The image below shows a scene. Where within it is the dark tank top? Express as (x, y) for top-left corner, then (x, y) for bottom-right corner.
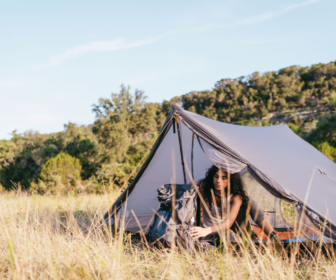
(198, 180), (263, 236)
(230, 201), (249, 234)
(230, 198), (264, 238)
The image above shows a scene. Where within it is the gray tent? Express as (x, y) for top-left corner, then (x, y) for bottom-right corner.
(104, 104), (336, 243)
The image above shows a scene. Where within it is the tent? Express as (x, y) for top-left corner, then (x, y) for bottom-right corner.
(104, 104), (336, 243)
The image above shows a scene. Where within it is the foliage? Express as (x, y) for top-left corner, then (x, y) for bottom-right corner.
(163, 61), (336, 125)
(1, 62), (336, 192)
(29, 152), (83, 195)
(92, 85), (165, 164)
(281, 200), (297, 225)
(91, 85), (165, 187)
(96, 162), (140, 189)
(61, 122), (102, 179)
(40, 152), (82, 185)
(0, 130), (59, 189)
(315, 141), (336, 162)
(306, 112), (336, 146)
(0, 123), (102, 190)
(300, 111), (336, 162)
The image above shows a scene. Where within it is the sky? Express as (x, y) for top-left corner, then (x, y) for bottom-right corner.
(0, 0), (335, 140)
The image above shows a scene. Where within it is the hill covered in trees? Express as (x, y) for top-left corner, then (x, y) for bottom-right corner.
(1, 61), (335, 194)
(163, 62), (336, 124)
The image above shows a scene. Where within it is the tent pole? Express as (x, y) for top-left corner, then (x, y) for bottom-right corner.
(176, 121), (187, 184)
(191, 132), (194, 179)
(192, 132), (201, 227)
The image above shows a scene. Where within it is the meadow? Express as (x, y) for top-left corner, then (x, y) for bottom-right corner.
(1, 191), (336, 280)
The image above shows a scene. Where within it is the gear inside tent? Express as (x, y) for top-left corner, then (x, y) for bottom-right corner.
(104, 104), (336, 244)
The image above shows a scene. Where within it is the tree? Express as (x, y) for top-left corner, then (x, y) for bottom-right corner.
(176, 61), (336, 125)
(305, 112), (336, 162)
(92, 85), (165, 164)
(92, 85), (166, 186)
(40, 152), (82, 186)
(2, 60), (336, 192)
(62, 122), (102, 179)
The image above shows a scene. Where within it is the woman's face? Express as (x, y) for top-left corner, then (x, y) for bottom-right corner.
(213, 169), (228, 192)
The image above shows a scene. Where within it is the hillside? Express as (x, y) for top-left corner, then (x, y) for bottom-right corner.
(163, 61), (336, 125)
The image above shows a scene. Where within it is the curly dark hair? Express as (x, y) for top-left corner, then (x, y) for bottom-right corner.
(202, 165), (249, 210)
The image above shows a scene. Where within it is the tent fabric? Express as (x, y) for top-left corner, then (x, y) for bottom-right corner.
(103, 113), (175, 224)
(105, 104), (336, 241)
(197, 137), (247, 174)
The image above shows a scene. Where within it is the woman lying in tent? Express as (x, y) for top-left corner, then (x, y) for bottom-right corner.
(189, 165), (281, 243)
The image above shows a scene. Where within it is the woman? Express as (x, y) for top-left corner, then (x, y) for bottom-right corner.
(189, 165), (280, 242)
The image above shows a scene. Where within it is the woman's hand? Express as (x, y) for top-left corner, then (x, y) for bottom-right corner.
(189, 226), (212, 239)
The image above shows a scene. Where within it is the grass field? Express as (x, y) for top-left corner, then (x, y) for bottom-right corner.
(1, 192), (335, 279)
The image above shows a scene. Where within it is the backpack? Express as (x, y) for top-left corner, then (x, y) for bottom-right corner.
(146, 184), (198, 251)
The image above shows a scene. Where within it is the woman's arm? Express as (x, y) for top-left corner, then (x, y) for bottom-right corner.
(189, 195), (243, 239)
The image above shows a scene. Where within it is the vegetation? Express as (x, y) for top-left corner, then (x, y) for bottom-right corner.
(0, 123), (102, 191)
(1, 62), (336, 279)
(1, 193), (336, 279)
(30, 152), (82, 195)
(0, 86), (165, 192)
(40, 152), (82, 184)
(163, 62), (336, 125)
(0, 62), (336, 192)
(305, 112), (336, 162)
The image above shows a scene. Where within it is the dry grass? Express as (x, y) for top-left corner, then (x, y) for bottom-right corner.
(0, 192), (335, 280)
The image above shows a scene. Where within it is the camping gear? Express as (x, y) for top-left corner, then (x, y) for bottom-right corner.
(147, 184), (197, 251)
(104, 103), (336, 244)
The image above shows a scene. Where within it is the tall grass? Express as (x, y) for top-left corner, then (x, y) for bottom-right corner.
(0, 192), (335, 279)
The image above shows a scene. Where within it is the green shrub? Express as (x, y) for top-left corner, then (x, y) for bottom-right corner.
(0, 183), (5, 193)
(29, 180), (47, 195)
(96, 162), (136, 189)
(316, 141), (336, 162)
(39, 152), (82, 192)
(81, 176), (107, 194)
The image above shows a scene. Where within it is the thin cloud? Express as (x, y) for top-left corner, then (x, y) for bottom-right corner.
(197, 0), (321, 31)
(231, 0), (321, 27)
(35, 37), (159, 68)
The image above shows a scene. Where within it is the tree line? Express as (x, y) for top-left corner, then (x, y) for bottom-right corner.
(1, 61), (335, 194)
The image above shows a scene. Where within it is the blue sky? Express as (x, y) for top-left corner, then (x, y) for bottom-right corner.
(0, 0), (335, 139)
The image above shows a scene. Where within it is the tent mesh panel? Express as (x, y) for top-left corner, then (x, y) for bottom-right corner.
(241, 171), (292, 230)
